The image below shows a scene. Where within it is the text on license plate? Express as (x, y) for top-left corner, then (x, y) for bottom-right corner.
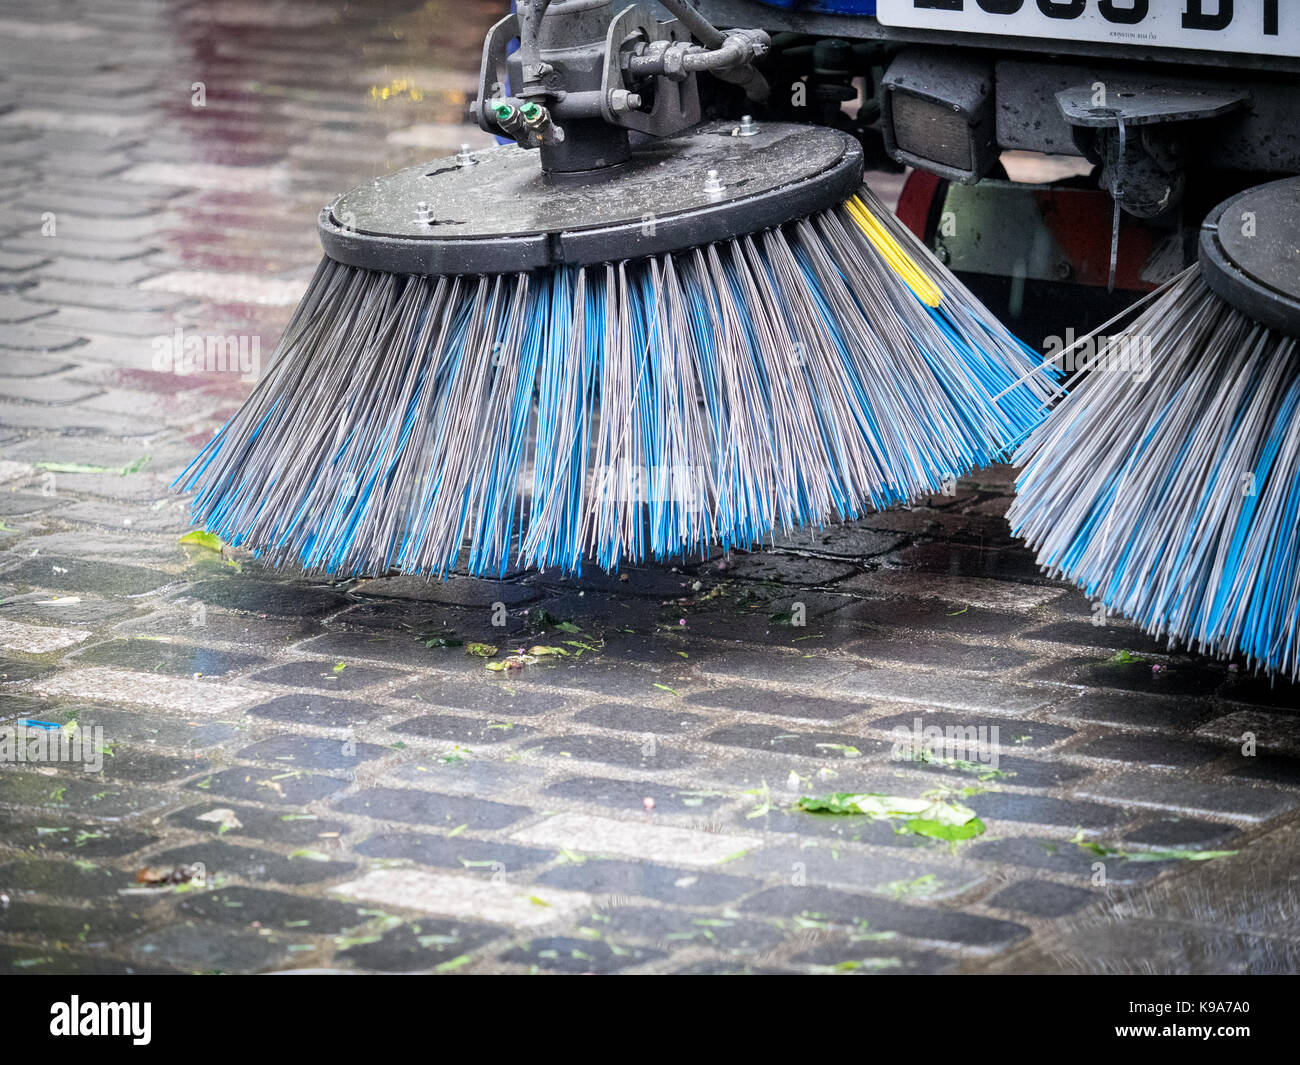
(875, 1), (1296, 59)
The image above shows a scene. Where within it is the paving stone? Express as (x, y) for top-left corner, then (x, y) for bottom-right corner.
(1196, 710), (1300, 754)
(1069, 733), (1226, 770)
(0, 946), (177, 975)
(513, 812), (762, 867)
(354, 831), (555, 873)
(1050, 690), (1217, 731)
(851, 636), (1035, 673)
(74, 749), (209, 783)
(185, 578), (350, 618)
(730, 843), (983, 900)
(840, 570), (1066, 611)
(499, 935), (663, 973)
(967, 837), (1173, 885)
(0, 857), (134, 898)
(176, 886), (368, 933)
(393, 713), (536, 746)
(0, 595), (139, 629)
(697, 650), (854, 687)
(1075, 771), (1299, 823)
(766, 526), (904, 558)
(0, 615), (90, 653)
(520, 732), (696, 770)
(332, 868), (592, 928)
(599, 905), (785, 954)
(1, 821), (157, 859)
(69, 637), (266, 677)
(867, 710), (1074, 751)
(788, 941), (953, 974)
(31, 667), (258, 716)
(0, 900), (148, 940)
(0, 656), (54, 682)
(986, 879), (1100, 918)
(129, 921), (290, 974)
(742, 886), (1031, 954)
(545, 775), (729, 814)
(167, 802), (350, 846)
(687, 686), (865, 721)
(296, 631), (456, 671)
(827, 669), (1052, 714)
(721, 553), (860, 584)
(187, 767), (349, 805)
(1121, 818), (1242, 851)
(337, 920), (503, 972)
(912, 754), (1089, 789)
(537, 859), (759, 905)
(1031, 656), (1226, 699)
(333, 787), (530, 831)
(70, 706), (243, 750)
(147, 841), (354, 885)
(391, 674), (568, 716)
(1227, 756), (1300, 788)
(526, 658), (689, 699)
(118, 607), (322, 649)
(355, 574), (539, 606)
(671, 960), (796, 975)
(968, 792), (1127, 830)
(247, 692), (385, 727)
(236, 734), (391, 771)
(704, 722), (886, 760)
(897, 542), (1047, 584)
(0, 555), (172, 595)
(251, 659), (400, 692)
(0, 770), (170, 818)
(1213, 673), (1300, 710)
(572, 702), (705, 733)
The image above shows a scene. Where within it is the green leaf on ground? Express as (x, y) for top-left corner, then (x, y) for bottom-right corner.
(178, 530), (223, 552)
(465, 642), (498, 658)
(797, 791), (986, 842)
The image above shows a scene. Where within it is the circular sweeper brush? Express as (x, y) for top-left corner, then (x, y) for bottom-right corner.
(319, 121), (862, 275)
(1011, 176), (1300, 681)
(177, 1), (1055, 579)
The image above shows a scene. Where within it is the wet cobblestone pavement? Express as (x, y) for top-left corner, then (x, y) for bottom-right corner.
(2, 0), (1299, 976)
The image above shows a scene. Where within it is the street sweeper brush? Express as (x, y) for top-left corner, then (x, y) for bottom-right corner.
(1009, 177), (1300, 682)
(177, 0), (1054, 578)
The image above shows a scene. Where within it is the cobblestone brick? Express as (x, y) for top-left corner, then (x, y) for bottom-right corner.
(333, 787), (530, 831)
(252, 659), (400, 692)
(986, 879), (1099, 918)
(187, 767), (349, 805)
(337, 920), (503, 972)
(742, 885), (1031, 954)
(394, 713), (536, 746)
(572, 702), (705, 733)
(545, 775), (729, 814)
(147, 841), (354, 885)
(520, 733), (696, 770)
(1075, 771), (1299, 823)
(247, 692), (385, 727)
(687, 686), (864, 721)
(537, 859), (759, 905)
(236, 734), (391, 771)
(499, 935), (663, 973)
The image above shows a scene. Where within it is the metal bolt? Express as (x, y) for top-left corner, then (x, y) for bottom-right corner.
(415, 201), (434, 224)
(703, 169), (724, 199)
(738, 114), (758, 137)
(608, 89), (643, 114)
(456, 143), (476, 167)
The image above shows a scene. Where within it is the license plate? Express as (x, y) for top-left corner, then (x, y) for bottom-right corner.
(876, 1), (1297, 59)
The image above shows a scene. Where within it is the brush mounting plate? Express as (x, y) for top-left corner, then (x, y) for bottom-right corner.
(318, 122), (861, 275)
(1199, 177), (1300, 339)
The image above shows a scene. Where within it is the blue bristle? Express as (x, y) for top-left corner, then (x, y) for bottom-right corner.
(178, 189), (1056, 582)
(1011, 269), (1300, 681)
